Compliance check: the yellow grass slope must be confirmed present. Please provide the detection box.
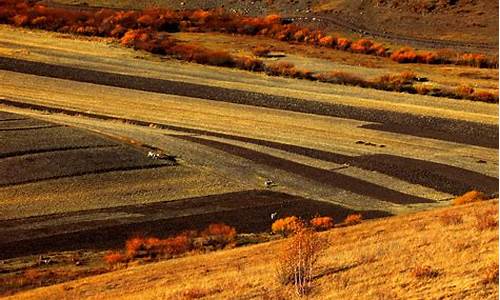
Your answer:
[9,201,498,299]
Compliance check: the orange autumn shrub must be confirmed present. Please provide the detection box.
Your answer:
[310,216,334,231]
[104,251,127,266]
[453,190,487,206]
[344,213,363,225]
[272,216,304,236]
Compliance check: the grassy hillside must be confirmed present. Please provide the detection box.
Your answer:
[9,200,498,299]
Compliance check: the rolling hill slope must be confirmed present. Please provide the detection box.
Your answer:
[8,200,498,299]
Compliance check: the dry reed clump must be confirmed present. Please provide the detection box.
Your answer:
[411,265,439,279]
[264,62,314,80]
[438,212,463,226]
[272,216,305,237]
[344,213,363,226]
[275,227,327,296]
[373,71,417,92]
[310,216,334,231]
[314,71,367,87]
[453,190,487,206]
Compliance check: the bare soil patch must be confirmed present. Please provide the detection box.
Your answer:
[0,113,175,186]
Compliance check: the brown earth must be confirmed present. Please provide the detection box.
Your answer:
[45,0,499,52]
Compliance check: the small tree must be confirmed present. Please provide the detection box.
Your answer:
[276,228,327,296]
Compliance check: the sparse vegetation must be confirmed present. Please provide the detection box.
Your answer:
[438,212,463,226]
[4,200,498,298]
[481,263,499,285]
[474,212,498,231]
[411,265,439,279]
[251,45,272,57]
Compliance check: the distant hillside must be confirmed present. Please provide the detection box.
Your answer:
[314,0,499,47]
[46,0,498,50]
[10,200,498,299]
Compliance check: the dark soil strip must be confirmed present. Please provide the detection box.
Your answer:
[0,144,119,159]
[350,155,499,196]
[168,131,352,164]
[166,131,498,196]
[0,125,62,131]
[0,57,496,148]
[0,118,27,122]
[0,111,20,120]
[175,135,433,204]
[0,190,391,259]
[0,164,172,188]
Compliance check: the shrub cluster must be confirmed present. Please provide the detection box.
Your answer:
[309,216,334,231]
[390,47,497,68]
[1,0,496,69]
[1,1,497,103]
[453,190,487,206]
[104,223,237,266]
[272,216,304,237]
[344,213,363,226]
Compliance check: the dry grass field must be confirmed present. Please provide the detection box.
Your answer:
[6,200,498,299]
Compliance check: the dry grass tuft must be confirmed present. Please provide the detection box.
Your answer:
[411,265,439,279]
[481,263,499,285]
[474,212,498,231]
[439,212,463,226]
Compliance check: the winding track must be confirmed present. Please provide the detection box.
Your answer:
[290,15,498,52]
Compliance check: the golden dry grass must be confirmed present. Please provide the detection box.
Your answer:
[9,200,498,299]
[0,25,498,125]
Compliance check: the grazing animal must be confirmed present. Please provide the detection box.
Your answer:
[264,179,274,187]
[271,212,278,220]
[38,255,52,265]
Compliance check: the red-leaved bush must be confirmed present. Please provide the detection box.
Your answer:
[1,0,494,69]
[310,216,334,231]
